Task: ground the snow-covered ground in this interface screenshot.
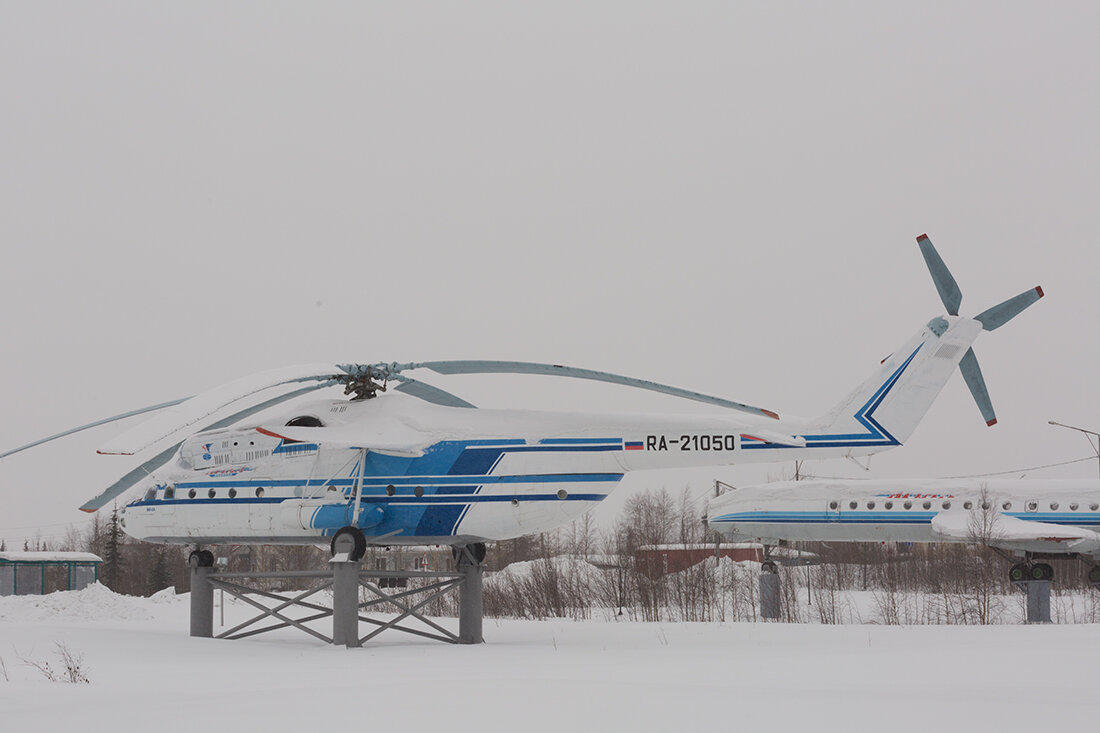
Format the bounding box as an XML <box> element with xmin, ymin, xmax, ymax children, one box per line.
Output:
<box><xmin>0</xmin><ymin>584</ymin><xmax>1094</xmax><ymax>732</ymax></box>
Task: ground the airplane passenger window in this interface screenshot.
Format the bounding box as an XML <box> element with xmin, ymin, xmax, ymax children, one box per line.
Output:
<box><xmin>1050</xmin><ymin>502</ymin><xmax>1059</xmax><ymax>511</ymax></box>
<box><xmin>884</xmin><ymin>502</ymin><xmax>893</xmax><ymax>510</ymax></box>
<box><xmin>963</xmin><ymin>501</ymin><xmax>972</xmax><ymax>510</ymax></box>
<box><xmin>1092</xmin><ymin>503</ymin><xmax>1099</xmax><ymax>511</ymax></box>
<box><xmin>849</xmin><ymin>501</ymin><xmax>858</xmax><ymax>510</ymax></box>
<box><xmin>1003</xmin><ymin>501</ymin><xmax>1012</xmax><ymax>510</ymax></box>
<box><xmin>557</xmin><ymin>489</ymin><xmax>568</xmax><ymax>500</ymax></box>
<box><xmin>1070</xmin><ymin>503</ymin><xmax>1079</xmax><ymax>511</ymax></box>
<box><xmin>829</xmin><ymin>501</ymin><xmax>838</xmax><ymax>510</ymax></box>
<box><xmin>923</xmin><ymin>501</ymin><xmax>931</xmax><ymax>510</ymax></box>
<box><xmin>903</xmin><ymin>501</ymin><xmax>912</xmax><ymax>509</ymax></box>
<box><xmin>942</xmin><ymin>501</ymin><xmax>951</xmax><ymax>509</ymax></box>
<box><xmin>866</xmin><ymin>501</ymin><xmax>875</xmax><ymax>509</ymax></box>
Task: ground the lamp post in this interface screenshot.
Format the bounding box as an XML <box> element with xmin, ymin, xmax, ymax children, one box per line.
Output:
<box><xmin>1048</xmin><ymin>420</ymin><xmax>1100</xmax><ymax>480</ymax></box>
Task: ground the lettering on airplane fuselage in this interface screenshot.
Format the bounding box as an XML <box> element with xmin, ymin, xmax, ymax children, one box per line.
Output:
<box><xmin>645</xmin><ymin>435</ymin><xmax>739</xmax><ymax>451</ymax></box>
<box><xmin>875</xmin><ymin>492</ymin><xmax>955</xmax><ymax>499</ymax></box>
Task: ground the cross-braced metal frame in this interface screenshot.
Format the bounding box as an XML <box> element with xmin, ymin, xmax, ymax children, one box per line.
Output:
<box><xmin>189</xmin><ymin>551</ymin><xmax>485</xmax><ymax>647</ymax></box>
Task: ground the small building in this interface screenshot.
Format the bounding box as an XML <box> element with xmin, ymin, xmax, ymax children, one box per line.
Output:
<box><xmin>635</xmin><ymin>543</ymin><xmax>764</xmax><ymax>578</ymax></box>
<box><xmin>0</xmin><ymin>552</ymin><xmax>103</xmax><ymax>596</ymax></box>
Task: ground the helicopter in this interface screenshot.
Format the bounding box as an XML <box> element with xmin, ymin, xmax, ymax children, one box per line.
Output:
<box><xmin>2</xmin><ymin>235</ymin><xmax>1043</xmax><ymax>562</ymax></box>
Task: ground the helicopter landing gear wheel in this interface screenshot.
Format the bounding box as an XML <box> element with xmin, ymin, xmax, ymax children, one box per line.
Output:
<box><xmin>331</xmin><ymin>526</ymin><xmax>367</xmax><ymax>561</ymax></box>
<box><xmin>1031</xmin><ymin>563</ymin><xmax>1054</xmax><ymax>581</ymax></box>
<box><xmin>188</xmin><ymin>549</ymin><xmax>215</xmax><ymax>568</ymax></box>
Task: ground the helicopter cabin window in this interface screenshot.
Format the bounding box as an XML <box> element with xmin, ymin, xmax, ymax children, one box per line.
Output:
<box><xmin>188</xmin><ymin>489</ymin><xmax>197</xmax><ymax>499</ymax></box>
<box><xmin>1092</xmin><ymin>503</ymin><xmax>1099</xmax><ymax>511</ymax></box>
<box><xmin>208</xmin><ymin>489</ymin><xmax>216</xmax><ymax>499</ymax></box>
<box><xmin>228</xmin><ymin>488</ymin><xmax>237</xmax><ymax>499</ymax></box>
<box><xmin>256</xmin><ymin>487</ymin><xmax>265</xmax><ymax>498</ymax></box>
<box><xmin>286</xmin><ymin>416</ymin><xmax>324</xmax><ymax>428</ymax></box>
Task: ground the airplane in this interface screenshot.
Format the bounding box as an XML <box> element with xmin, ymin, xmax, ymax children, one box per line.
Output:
<box><xmin>1</xmin><ymin>235</ymin><xmax>1043</xmax><ymax>564</ymax></box>
<box><xmin>706</xmin><ymin>478</ymin><xmax>1100</xmax><ymax>584</ymax></box>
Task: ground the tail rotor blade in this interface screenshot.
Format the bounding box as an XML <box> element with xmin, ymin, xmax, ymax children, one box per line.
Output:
<box><xmin>917</xmin><ymin>234</ymin><xmax>962</xmax><ymax>316</ymax></box>
<box><xmin>975</xmin><ymin>286</ymin><xmax>1044</xmax><ymax>331</ymax></box>
<box><xmin>959</xmin><ymin>347</ymin><xmax>997</xmax><ymax>426</ymax></box>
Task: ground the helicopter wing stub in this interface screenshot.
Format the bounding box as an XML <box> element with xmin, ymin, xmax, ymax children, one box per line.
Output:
<box><xmin>930</xmin><ymin>511</ymin><xmax>1100</xmax><ymax>554</ymax></box>
<box><xmin>96</xmin><ymin>364</ymin><xmax>344</xmax><ymax>456</ymax></box>
<box><xmin>257</xmin><ymin>424</ymin><xmax>431</xmax><ymax>458</ymax></box>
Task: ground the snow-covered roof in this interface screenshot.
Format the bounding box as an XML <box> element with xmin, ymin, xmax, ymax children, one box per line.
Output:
<box><xmin>637</xmin><ymin>543</ymin><xmax>763</xmax><ymax>551</ymax></box>
<box><xmin>0</xmin><ymin>551</ymin><xmax>102</xmax><ymax>563</ymax></box>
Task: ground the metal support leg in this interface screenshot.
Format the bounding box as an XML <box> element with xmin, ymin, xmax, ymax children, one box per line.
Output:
<box><xmin>190</xmin><ymin>563</ymin><xmax>215</xmax><ymax>638</ymax></box>
<box><xmin>1015</xmin><ymin>580</ymin><xmax>1052</xmax><ymax>624</ymax></box>
<box><xmin>759</xmin><ymin>570</ymin><xmax>781</xmax><ymax>621</ymax></box>
<box><xmin>457</xmin><ymin>547</ymin><xmax>484</xmax><ymax>644</ymax></box>
<box><xmin>332</xmin><ymin>559</ymin><xmax>362</xmax><ymax>647</ymax></box>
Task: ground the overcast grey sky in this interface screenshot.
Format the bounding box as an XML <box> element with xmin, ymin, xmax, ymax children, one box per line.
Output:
<box><xmin>2</xmin><ymin>3</ymin><xmax>1098</xmax><ymax>546</ymax></box>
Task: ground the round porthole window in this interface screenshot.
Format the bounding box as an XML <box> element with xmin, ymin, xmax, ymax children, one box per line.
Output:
<box><xmin>884</xmin><ymin>501</ymin><xmax>893</xmax><ymax>510</ymax></box>
<box><xmin>866</xmin><ymin>501</ymin><xmax>875</xmax><ymax>510</ymax></box>
<box><xmin>829</xmin><ymin>501</ymin><xmax>838</xmax><ymax>510</ymax></box>
<box><xmin>386</xmin><ymin>484</ymin><xmax>396</xmax><ymax>497</ymax></box>
<box><xmin>557</xmin><ymin>489</ymin><xmax>568</xmax><ymax>500</ymax></box>
<box><xmin>849</xmin><ymin>501</ymin><xmax>858</xmax><ymax>510</ymax></box>
<box><xmin>1050</xmin><ymin>502</ymin><xmax>1059</xmax><ymax>511</ymax></box>
<box><xmin>188</xmin><ymin>489</ymin><xmax>196</xmax><ymax>499</ymax></box>
<box><xmin>942</xmin><ymin>501</ymin><xmax>951</xmax><ymax>509</ymax></box>
<box><xmin>256</xmin><ymin>487</ymin><xmax>265</xmax><ymax>498</ymax></box>
<box><xmin>208</xmin><ymin>489</ymin><xmax>216</xmax><ymax>499</ymax></box>
<box><xmin>923</xmin><ymin>501</ymin><xmax>931</xmax><ymax>510</ymax></box>
<box><xmin>414</xmin><ymin>486</ymin><xmax>424</xmax><ymax>498</ymax></box>
<box><xmin>963</xmin><ymin>501</ymin><xmax>972</xmax><ymax>510</ymax></box>
<box><xmin>903</xmin><ymin>501</ymin><xmax>912</xmax><ymax>510</ymax></box>
<box><xmin>1003</xmin><ymin>501</ymin><xmax>1012</xmax><ymax>510</ymax></box>
<box><xmin>228</xmin><ymin>488</ymin><xmax>237</xmax><ymax>499</ymax></box>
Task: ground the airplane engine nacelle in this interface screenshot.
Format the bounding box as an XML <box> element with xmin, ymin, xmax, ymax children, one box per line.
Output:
<box><xmin>280</xmin><ymin>499</ymin><xmax>384</xmax><ymax>531</ymax></box>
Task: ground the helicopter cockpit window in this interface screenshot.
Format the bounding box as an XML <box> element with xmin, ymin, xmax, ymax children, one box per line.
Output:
<box><xmin>285</xmin><ymin>416</ymin><xmax>324</xmax><ymax>428</ymax></box>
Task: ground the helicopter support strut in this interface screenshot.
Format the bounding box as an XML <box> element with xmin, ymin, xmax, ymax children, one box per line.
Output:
<box><xmin>187</xmin><ymin>544</ymin><xmax>486</xmax><ymax>647</ymax></box>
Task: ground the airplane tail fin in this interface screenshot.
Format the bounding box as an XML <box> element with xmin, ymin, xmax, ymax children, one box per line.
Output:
<box><xmin>798</xmin><ymin>234</ymin><xmax>1043</xmax><ymax>451</ymax></box>
<box><xmin>802</xmin><ymin>316</ymin><xmax>982</xmax><ymax>449</ymax></box>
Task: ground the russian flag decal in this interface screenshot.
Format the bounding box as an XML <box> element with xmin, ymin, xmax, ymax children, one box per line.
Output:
<box><xmin>624</xmin><ymin>441</ymin><xmax>644</xmax><ymax>451</ymax></box>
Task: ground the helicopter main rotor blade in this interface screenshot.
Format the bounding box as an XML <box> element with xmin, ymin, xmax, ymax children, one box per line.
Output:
<box><xmin>0</xmin><ymin>398</ymin><xmax>188</xmax><ymax>460</ymax></box>
<box><xmin>393</xmin><ymin>377</ymin><xmax>476</xmax><ymax>408</ymax></box>
<box><xmin>974</xmin><ymin>286</ymin><xmax>1044</xmax><ymax>331</ymax></box>
<box><xmin>397</xmin><ymin>360</ymin><xmax>780</xmax><ymax>419</ymax></box>
<box><xmin>917</xmin><ymin>234</ymin><xmax>962</xmax><ymax>316</ymax></box>
<box><xmin>79</xmin><ymin>382</ymin><xmax>333</xmax><ymax>512</ymax></box>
